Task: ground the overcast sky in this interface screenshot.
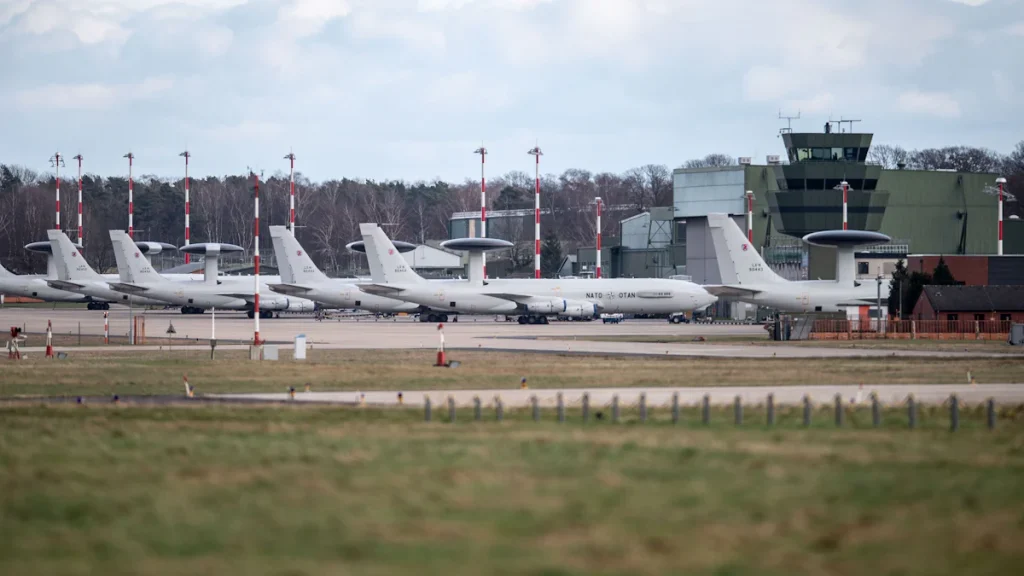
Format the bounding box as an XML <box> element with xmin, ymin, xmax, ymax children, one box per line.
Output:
<box><xmin>1</xmin><ymin>0</ymin><xmax>1022</xmax><ymax>182</ymax></box>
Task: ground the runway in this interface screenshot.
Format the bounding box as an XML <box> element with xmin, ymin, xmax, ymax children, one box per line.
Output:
<box><xmin>212</xmin><ymin>383</ymin><xmax>1024</xmax><ymax>407</ymax></box>
<box><xmin>3</xmin><ymin>306</ymin><xmax>1018</xmax><ymax>359</ymax></box>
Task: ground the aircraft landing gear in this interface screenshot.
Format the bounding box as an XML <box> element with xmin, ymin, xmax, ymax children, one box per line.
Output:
<box><xmin>181</xmin><ymin>306</ymin><xmax>206</xmax><ymax>315</ymax></box>
<box><xmin>518</xmin><ymin>315</ymin><xmax>549</xmax><ymax>325</ymax></box>
<box><xmin>420</xmin><ymin>313</ymin><xmax>450</xmax><ymax>323</ymax></box>
<box><xmin>87</xmin><ymin>302</ymin><xmax>111</xmax><ymax>311</ymax></box>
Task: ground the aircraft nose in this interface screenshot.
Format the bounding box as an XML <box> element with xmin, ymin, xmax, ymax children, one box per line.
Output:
<box><xmin>701</xmin><ymin>292</ymin><xmax>718</xmax><ymax>309</ymax></box>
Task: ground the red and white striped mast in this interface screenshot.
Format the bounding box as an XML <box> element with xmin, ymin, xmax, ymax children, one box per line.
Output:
<box><xmin>124</xmin><ymin>152</ymin><xmax>135</xmax><ymax>238</ymax></box>
<box><xmin>180</xmin><ymin>151</ymin><xmax>191</xmax><ymax>263</ymax></box>
<box><xmin>49</xmin><ymin>152</ymin><xmax>64</xmax><ymax>230</ymax></box>
<box><xmin>745</xmin><ymin>190</ymin><xmax>754</xmax><ymax>243</ymax></box>
<box><xmin>474</xmin><ymin>146</ymin><xmax>487</xmax><ymax>278</ymax></box>
<box><xmin>284</xmin><ymin>152</ymin><xmax>296</xmax><ymax>232</ymax></box>
<box><xmin>840</xmin><ymin>180</ymin><xmax>849</xmax><ymax>230</ymax></box>
<box><xmin>252</xmin><ymin>171</ymin><xmax>262</xmax><ymax>346</ymax></box>
<box><xmin>595</xmin><ymin>196</ymin><xmax>602</xmax><ymax>279</ymax></box>
<box><xmin>528</xmin><ymin>145</ymin><xmax>543</xmax><ymax>279</ymax></box>
<box><xmin>72</xmin><ymin>155</ymin><xmax>83</xmax><ymax>242</ymax></box>
<box><xmin>997</xmin><ymin>177</ymin><xmax>1006</xmax><ymax>255</ymax></box>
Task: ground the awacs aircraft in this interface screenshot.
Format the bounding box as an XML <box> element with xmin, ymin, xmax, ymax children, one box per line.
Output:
<box><xmin>1</xmin><ymin>245</ymin><xmax>93</xmax><ymax>305</ymax></box>
<box><xmin>267</xmin><ymin>225</ymin><xmax>419</xmax><ymax>313</ymax></box>
<box><xmin>706</xmin><ymin>212</ymin><xmax>889</xmax><ymax>313</ymax></box>
<box><xmin>357</xmin><ymin>223</ymin><xmax>718</xmax><ymax>324</ymax></box>
<box><xmin>47</xmin><ymin>230</ymin><xmax>195</xmax><ymax>308</ymax></box>
<box><xmin>107</xmin><ymin>230</ymin><xmax>316</xmax><ymax>318</ymax></box>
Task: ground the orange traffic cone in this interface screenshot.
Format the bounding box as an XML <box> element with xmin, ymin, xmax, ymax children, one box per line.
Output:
<box><xmin>45</xmin><ymin>320</ymin><xmax>54</xmax><ymax>359</ymax></box>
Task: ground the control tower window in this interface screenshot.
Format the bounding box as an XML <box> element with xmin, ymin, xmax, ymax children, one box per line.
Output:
<box><xmin>863</xmin><ymin>179</ymin><xmax>878</xmax><ymax>190</ymax></box>
<box><xmin>812</xmin><ymin>148</ymin><xmax>830</xmax><ymax>161</ymax></box>
<box><xmin>831</xmin><ymin>147</ymin><xmax>845</xmax><ymax>160</ymax></box>
<box><xmin>844</xmin><ymin>148</ymin><xmax>858</xmax><ymax>161</ymax></box>
<box><xmin>858</xmin><ymin>148</ymin><xmax>869</xmax><ymax>162</ymax></box>
<box><xmin>786</xmin><ymin>178</ymin><xmax>805</xmax><ymax>190</ymax></box>
<box><xmin>796</xmin><ymin>148</ymin><xmax>811</xmax><ymax>161</ymax></box>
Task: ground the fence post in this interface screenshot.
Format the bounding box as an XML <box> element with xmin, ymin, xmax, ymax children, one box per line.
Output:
<box><xmin>474</xmin><ymin>396</ymin><xmax>482</xmax><ymax>421</ymax></box>
<box><xmin>911</xmin><ymin>320</ymin><xmax>916</xmax><ymax>340</ymax></box>
<box><xmin>949</xmin><ymin>394</ymin><xmax>959</xmax><ymax>432</ymax></box>
<box><xmin>987</xmin><ymin>398</ymin><xmax>996</xmax><ymax>430</ymax></box>
<box><xmin>803</xmin><ymin>395</ymin><xmax>811</xmax><ymax>428</ymax></box>
<box><xmin>907</xmin><ymin>394</ymin><xmax>916</xmax><ymax>429</ymax></box>
<box><xmin>612</xmin><ymin>395</ymin><xmax>620</xmax><ymax>424</ymax></box>
<box><xmin>871</xmin><ymin>392</ymin><xmax>880</xmax><ymax>428</ymax></box>
<box><xmin>639</xmin><ymin>393</ymin><xmax>647</xmax><ymax>423</ymax></box>
<box><xmin>557</xmin><ymin>392</ymin><xmax>565</xmax><ymax>423</ymax></box>
<box><xmin>582</xmin><ymin>392</ymin><xmax>590</xmax><ymax>423</ymax></box>
<box><xmin>834</xmin><ymin>393</ymin><xmax>843</xmax><ymax>428</ymax></box>
<box><xmin>448</xmin><ymin>396</ymin><xmax>456</xmax><ymax>423</ymax></box>
<box><xmin>531</xmin><ymin>395</ymin><xmax>539</xmax><ymax>422</ymax></box>
<box><xmin>701</xmin><ymin>394</ymin><xmax>710</xmax><ymax>426</ymax></box>
<box><xmin>495</xmin><ymin>396</ymin><xmax>504</xmax><ymax>422</ymax></box>
<box><xmin>672</xmin><ymin>392</ymin><xmax>680</xmax><ymax>425</ymax></box>
<box><xmin>766</xmin><ymin>393</ymin><xmax>775</xmax><ymax>427</ymax></box>
<box><xmin>424</xmin><ymin>396</ymin><xmax>432</xmax><ymax>422</ymax></box>
<box><xmin>734</xmin><ymin>395</ymin><xmax>743</xmax><ymax>426</ymax></box>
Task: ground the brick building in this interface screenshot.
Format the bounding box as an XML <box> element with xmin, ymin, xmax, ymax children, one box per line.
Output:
<box><xmin>912</xmin><ymin>285</ymin><xmax>1024</xmax><ymax>322</ymax></box>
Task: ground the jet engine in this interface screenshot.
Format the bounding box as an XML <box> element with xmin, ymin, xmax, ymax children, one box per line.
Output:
<box><xmin>520</xmin><ymin>298</ymin><xmax>567</xmax><ymax>314</ymax></box>
<box><xmin>561</xmin><ymin>299</ymin><xmax>600</xmax><ymax>319</ymax></box>
<box><xmin>285</xmin><ymin>297</ymin><xmax>316</xmax><ymax>313</ymax></box>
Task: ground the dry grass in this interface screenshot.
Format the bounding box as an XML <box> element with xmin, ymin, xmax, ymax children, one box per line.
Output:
<box><xmin>1</xmin><ymin>349</ymin><xmax>1022</xmax><ymax>399</ymax></box>
<box><xmin>565</xmin><ymin>334</ymin><xmax>1024</xmax><ymax>354</ymax></box>
<box><xmin>1</xmin><ymin>404</ymin><xmax>1023</xmax><ymax>576</ymax></box>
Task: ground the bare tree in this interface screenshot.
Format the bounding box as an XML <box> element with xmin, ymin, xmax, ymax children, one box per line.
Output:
<box><xmin>684</xmin><ymin>154</ymin><xmax>736</xmax><ymax>169</ymax></box>
<box><xmin>868</xmin><ymin>144</ymin><xmax>910</xmax><ymax>169</ymax></box>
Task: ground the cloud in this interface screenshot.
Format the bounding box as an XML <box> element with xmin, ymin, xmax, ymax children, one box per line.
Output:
<box><xmin>742</xmin><ymin>66</ymin><xmax>787</xmax><ymax>102</ymax></box>
<box><xmin>276</xmin><ymin>0</ymin><xmax>352</xmax><ymax>38</ymax></box>
<box><xmin>946</xmin><ymin>0</ymin><xmax>991</xmax><ymax>6</ymax></box>
<box><xmin>1008</xmin><ymin>21</ymin><xmax>1024</xmax><ymax>36</ymax></box>
<box><xmin>15</xmin><ymin>76</ymin><xmax>174</xmax><ymax>110</ymax></box>
<box><xmin>898</xmin><ymin>90</ymin><xmax>961</xmax><ymax>118</ymax></box>
<box><xmin>2</xmin><ymin>0</ymin><xmax>249</xmax><ymax>47</ymax></box>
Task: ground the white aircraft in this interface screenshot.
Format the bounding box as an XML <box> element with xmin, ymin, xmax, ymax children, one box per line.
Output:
<box><xmin>46</xmin><ymin>230</ymin><xmax>191</xmax><ymax>308</ymax></box>
<box><xmin>706</xmin><ymin>212</ymin><xmax>889</xmax><ymax>313</ymax></box>
<box><xmin>267</xmin><ymin>225</ymin><xmax>420</xmax><ymax>313</ymax></box>
<box><xmin>1</xmin><ymin>244</ymin><xmax>93</xmax><ymax>305</ymax></box>
<box><xmin>357</xmin><ymin>223</ymin><xmax>718</xmax><ymax>324</ymax></box>
<box><xmin>106</xmin><ymin>230</ymin><xmax>316</xmax><ymax>318</ymax></box>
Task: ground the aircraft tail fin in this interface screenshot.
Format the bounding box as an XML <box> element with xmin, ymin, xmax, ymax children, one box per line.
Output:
<box><xmin>707</xmin><ymin>213</ymin><xmax>784</xmax><ymax>285</ymax></box>
<box><xmin>270</xmin><ymin>226</ymin><xmax>328</xmax><ymax>285</ymax></box>
<box><xmin>47</xmin><ymin>230</ymin><xmax>102</xmax><ymax>282</ymax></box>
<box><xmin>109</xmin><ymin>230</ymin><xmax>165</xmax><ymax>284</ymax></box>
<box><xmin>358</xmin><ymin>223</ymin><xmax>424</xmax><ymax>284</ymax></box>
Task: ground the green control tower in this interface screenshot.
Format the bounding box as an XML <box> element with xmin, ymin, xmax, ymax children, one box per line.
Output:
<box><xmin>767</xmin><ymin>124</ymin><xmax>890</xmax><ymax>236</ymax></box>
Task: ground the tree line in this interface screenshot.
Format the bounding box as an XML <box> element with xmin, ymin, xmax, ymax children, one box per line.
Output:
<box><xmin>2</xmin><ymin>140</ymin><xmax>1021</xmax><ymax>278</ymax></box>
<box><xmin>0</xmin><ymin>162</ymin><xmax>677</xmax><ymax>276</ymax></box>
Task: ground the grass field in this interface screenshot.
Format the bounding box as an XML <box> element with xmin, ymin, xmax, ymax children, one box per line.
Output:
<box><xmin>1</xmin><ymin>404</ymin><xmax>1023</xmax><ymax>576</ymax></box>
<box><xmin>2</xmin><ymin>349</ymin><xmax>1024</xmax><ymax>398</ymax></box>
<box><xmin>560</xmin><ymin>334</ymin><xmax>1024</xmax><ymax>354</ymax></box>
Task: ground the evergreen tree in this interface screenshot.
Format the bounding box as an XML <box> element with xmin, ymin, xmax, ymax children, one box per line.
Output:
<box><xmin>887</xmin><ymin>258</ymin><xmax>908</xmax><ymax>318</ymax></box>
<box><xmin>540</xmin><ymin>229</ymin><xmax>562</xmax><ymax>278</ymax></box>
<box><xmin>931</xmin><ymin>256</ymin><xmax>957</xmax><ymax>285</ymax></box>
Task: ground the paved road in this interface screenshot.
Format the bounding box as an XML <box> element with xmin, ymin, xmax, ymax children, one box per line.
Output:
<box><xmin>3</xmin><ymin>306</ymin><xmax>1018</xmax><ymax>359</ymax></box>
<box><xmin>212</xmin><ymin>383</ymin><xmax>1024</xmax><ymax>407</ymax></box>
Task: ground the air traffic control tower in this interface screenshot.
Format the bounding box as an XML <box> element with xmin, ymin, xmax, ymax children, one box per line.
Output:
<box><xmin>768</xmin><ymin>129</ymin><xmax>889</xmax><ymax>236</ymax></box>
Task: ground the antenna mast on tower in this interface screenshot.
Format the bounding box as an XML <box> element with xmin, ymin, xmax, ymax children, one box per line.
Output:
<box><xmin>778</xmin><ymin>110</ymin><xmax>801</xmax><ymax>137</ymax></box>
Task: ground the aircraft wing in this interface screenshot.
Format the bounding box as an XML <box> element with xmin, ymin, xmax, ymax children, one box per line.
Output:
<box><xmin>704</xmin><ymin>285</ymin><xmax>763</xmax><ymax>297</ymax></box>
<box><xmin>357</xmin><ymin>283</ymin><xmax>406</xmax><ymax>296</ymax></box>
<box><xmin>108</xmin><ymin>282</ymin><xmax>150</xmax><ymax>294</ymax></box>
<box><xmin>268</xmin><ymin>283</ymin><xmax>312</xmax><ymax>295</ymax></box>
<box><xmin>47</xmin><ymin>280</ymin><xmax>85</xmax><ymax>291</ymax></box>
<box><xmin>483</xmin><ymin>292</ymin><xmax>550</xmax><ymax>304</ymax></box>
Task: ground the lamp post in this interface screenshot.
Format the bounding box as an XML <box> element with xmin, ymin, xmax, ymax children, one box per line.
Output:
<box><xmin>996</xmin><ymin>177</ymin><xmax>1006</xmax><ymax>255</ymax></box>
<box><xmin>527</xmin><ymin>146</ymin><xmax>543</xmax><ymax>279</ymax></box>
<box><xmin>180</xmin><ymin>151</ymin><xmax>191</xmax><ymax>263</ymax></box>
<box><xmin>474</xmin><ymin>146</ymin><xmax>487</xmax><ymax>278</ymax></box>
